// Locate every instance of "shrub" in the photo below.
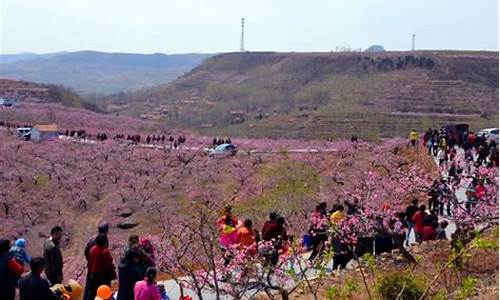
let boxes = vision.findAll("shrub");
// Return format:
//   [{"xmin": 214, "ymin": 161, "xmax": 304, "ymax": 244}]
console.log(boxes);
[{"xmin": 376, "ymin": 272, "xmax": 426, "ymax": 300}]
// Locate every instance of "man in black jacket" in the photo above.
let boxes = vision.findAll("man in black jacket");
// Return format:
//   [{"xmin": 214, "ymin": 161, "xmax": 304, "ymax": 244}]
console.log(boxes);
[
  {"xmin": 43, "ymin": 226, "xmax": 64, "ymax": 285},
  {"xmin": 19, "ymin": 257, "xmax": 57, "ymax": 300},
  {"xmin": 117, "ymin": 250, "xmax": 144, "ymax": 300},
  {"xmin": 404, "ymin": 199, "xmax": 419, "ymax": 246}
]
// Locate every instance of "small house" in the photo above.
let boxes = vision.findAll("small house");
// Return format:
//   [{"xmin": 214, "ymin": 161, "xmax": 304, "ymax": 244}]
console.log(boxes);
[{"xmin": 31, "ymin": 124, "xmax": 59, "ymax": 142}]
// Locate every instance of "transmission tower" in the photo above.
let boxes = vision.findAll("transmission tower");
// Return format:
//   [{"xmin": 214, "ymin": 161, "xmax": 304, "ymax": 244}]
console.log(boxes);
[
  {"xmin": 412, "ymin": 34, "xmax": 416, "ymax": 51},
  {"xmin": 240, "ymin": 18, "xmax": 245, "ymax": 52}
]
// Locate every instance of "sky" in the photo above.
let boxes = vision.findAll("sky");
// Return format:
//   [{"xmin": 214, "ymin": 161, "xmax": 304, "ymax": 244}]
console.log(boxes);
[{"xmin": 1, "ymin": 0, "xmax": 498, "ymax": 54}]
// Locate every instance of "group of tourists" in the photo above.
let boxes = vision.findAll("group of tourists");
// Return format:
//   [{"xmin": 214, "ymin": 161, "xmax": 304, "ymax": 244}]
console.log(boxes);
[
  {"xmin": 62, "ymin": 128, "xmax": 188, "ymax": 149},
  {"xmin": 0, "ymin": 223, "xmax": 168, "ymax": 300},
  {"xmin": 410, "ymin": 127, "xmax": 499, "ymax": 168}
]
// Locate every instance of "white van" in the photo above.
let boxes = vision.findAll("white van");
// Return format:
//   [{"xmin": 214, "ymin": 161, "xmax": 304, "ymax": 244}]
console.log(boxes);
[{"xmin": 477, "ymin": 128, "xmax": 499, "ymax": 144}]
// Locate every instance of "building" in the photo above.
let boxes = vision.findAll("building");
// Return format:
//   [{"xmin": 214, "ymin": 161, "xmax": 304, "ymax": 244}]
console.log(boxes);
[{"xmin": 31, "ymin": 124, "xmax": 59, "ymax": 142}]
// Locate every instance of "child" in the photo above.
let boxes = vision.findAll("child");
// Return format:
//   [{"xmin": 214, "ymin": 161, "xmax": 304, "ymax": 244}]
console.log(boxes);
[{"xmin": 9, "ymin": 238, "xmax": 31, "ymax": 265}]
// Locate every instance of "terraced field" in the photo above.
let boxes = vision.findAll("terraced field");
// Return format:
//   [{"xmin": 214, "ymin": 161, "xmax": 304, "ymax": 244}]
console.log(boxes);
[{"xmin": 104, "ymin": 51, "xmax": 499, "ymax": 140}]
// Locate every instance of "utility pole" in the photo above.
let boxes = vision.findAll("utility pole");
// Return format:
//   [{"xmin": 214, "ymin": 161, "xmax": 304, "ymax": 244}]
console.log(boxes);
[
  {"xmin": 240, "ymin": 18, "xmax": 245, "ymax": 52},
  {"xmin": 412, "ymin": 33, "xmax": 416, "ymax": 51}
]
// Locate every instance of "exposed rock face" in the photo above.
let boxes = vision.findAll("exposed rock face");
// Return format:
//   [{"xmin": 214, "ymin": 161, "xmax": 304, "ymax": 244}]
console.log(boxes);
[
  {"xmin": 116, "ymin": 207, "xmax": 134, "ymax": 218},
  {"xmin": 117, "ymin": 219, "xmax": 139, "ymax": 229}
]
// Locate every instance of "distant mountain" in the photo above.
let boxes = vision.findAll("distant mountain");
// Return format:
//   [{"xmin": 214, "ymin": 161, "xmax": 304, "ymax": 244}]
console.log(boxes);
[
  {"xmin": 0, "ymin": 52, "xmax": 68, "ymax": 64},
  {"xmin": 0, "ymin": 51, "xmax": 212, "ymax": 94},
  {"xmin": 104, "ymin": 51, "xmax": 498, "ymax": 140}
]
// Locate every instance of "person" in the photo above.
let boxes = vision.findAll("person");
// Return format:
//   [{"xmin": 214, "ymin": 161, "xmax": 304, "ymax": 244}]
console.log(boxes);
[
  {"xmin": 18, "ymin": 257, "xmax": 58, "ymax": 300},
  {"xmin": 9, "ymin": 238, "xmax": 32, "ymax": 265},
  {"xmin": 83, "ymin": 223, "xmax": 110, "ymax": 299},
  {"xmin": 330, "ymin": 204, "xmax": 345, "ymax": 225},
  {"xmin": 134, "ymin": 267, "xmax": 162, "ymax": 300},
  {"xmin": 117, "ymin": 250, "xmax": 144, "ymax": 300},
  {"xmin": 0, "ymin": 239, "xmax": 17, "ymax": 300},
  {"xmin": 437, "ymin": 148, "xmax": 447, "ymax": 166},
  {"xmin": 436, "ymin": 221, "xmax": 448, "ymax": 240},
  {"xmin": 123, "ymin": 235, "xmax": 140, "ymax": 258},
  {"xmin": 262, "ymin": 216, "xmax": 288, "ymax": 267},
  {"xmin": 421, "ymin": 222, "xmax": 438, "ymax": 242},
  {"xmin": 344, "ymin": 199, "xmax": 359, "ymax": 215},
  {"xmin": 83, "ymin": 234, "xmax": 116, "ymax": 300},
  {"xmin": 217, "ymin": 206, "xmax": 238, "ymax": 232},
  {"xmin": 261, "ymin": 212, "xmax": 278, "ymax": 241},
  {"xmin": 138, "ymin": 238, "xmax": 155, "ymax": 268},
  {"xmin": 44, "ymin": 225, "xmax": 64, "ymax": 285},
  {"xmin": 412, "ymin": 205, "xmax": 427, "ymax": 243},
  {"xmin": 50, "ymin": 279, "xmax": 83, "ymax": 300},
  {"xmin": 475, "ymin": 180, "xmax": 487, "ymax": 202},
  {"xmin": 408, "ymin": 129, "xmax": 418, "ymax": 147},
  {"xmin": 308, "ymin": 203, "xmax": 328, "ymax": 262},
  {"xmin": 84, "ymin": 223, "xmax": 110, "ymax": 261},
  {"xmin": 439, "ymin": 136, "xmax": 448, "ymax": 151},
  {"xmin": 404, "ymin": 199, "xmax": 419, "ymax": 246},
  {"xmin": 237, "ymin": 219, "xmax": 257, "ymax": 256},
  {"xmin": 219, "ymin": 217, "xmax": 239, "ymax": 250},
  {"xmin": 465, "ymin": 179, "xmax": 477, "ymax": 210}
]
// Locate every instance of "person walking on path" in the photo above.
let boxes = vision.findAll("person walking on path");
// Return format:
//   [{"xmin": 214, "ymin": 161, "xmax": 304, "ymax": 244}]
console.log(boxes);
[
  {"xmin": 43, "ymin": 225, "xmax": 64, "ymax": 285},
  {"xmin": 18, "ymin": 257, "xmax": 58, "ymax": 300},
  {"xmin": 408, "ymin": 129, "xmax": 418, "ymax": 147},
  {"xmin": 134, "ymin": 267, "xmax": 162, "ymax": 300},
  {"xmin": 9, "ymin": 238, "xmax": 32, "ymax": 265}
]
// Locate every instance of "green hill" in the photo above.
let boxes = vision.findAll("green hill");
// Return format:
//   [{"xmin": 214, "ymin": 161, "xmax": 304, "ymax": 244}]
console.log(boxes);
[
  {"xmin": 104, "ymin": 51, "xmax": 499, "ymax": 140},
  {"xmin": 0, "ymin": 79, "xmax": 100, "ymax": 111}
]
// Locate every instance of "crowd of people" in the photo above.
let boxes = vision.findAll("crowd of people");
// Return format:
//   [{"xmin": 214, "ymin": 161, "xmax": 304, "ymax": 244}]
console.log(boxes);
[
  {"xmin": 0, "ymin": 223, "xmax": 169, "ymax": 300},
  {"xmin": 409, "ymin": 127, "xmax": 499, "ymax": 168},
  {"xmin": 61, "ymin": 129, "xmax": 187, "ymax": 149}
]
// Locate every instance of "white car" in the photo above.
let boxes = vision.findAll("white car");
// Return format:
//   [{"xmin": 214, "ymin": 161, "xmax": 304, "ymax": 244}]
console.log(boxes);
[
  {"xmin": 476, "ymin": 128, "xmax": 499, "ymax": 144},
  {"xmin": 207, "ymin": 143, "xmax": 238, "ymax": 158}
]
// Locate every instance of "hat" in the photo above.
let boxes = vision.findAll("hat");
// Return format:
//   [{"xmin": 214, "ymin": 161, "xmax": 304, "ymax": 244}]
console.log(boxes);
[
  {"xmin": 98, "ymin": 223, "xmax": 109, "ymax": 234},
  {"xmin": 96, "ymin": 285, "xmax": 112, "ymax": 300},
  {"xmin": 67, "ymin": 279, "xmax": 83, "ymax": 300},
  {"xmin": 15, "ymin": 238, "xmax": 26, "ymax": 247}
]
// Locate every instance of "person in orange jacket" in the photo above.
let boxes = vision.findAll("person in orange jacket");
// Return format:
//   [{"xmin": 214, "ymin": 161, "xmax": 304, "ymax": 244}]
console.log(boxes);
[{"xmin": 237, "ymin": 219, "xmax": 257, "ymax": 256}]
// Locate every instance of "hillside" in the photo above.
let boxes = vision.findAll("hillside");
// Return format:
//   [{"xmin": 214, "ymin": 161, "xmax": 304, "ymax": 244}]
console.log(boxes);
[
  {"xmin": 0, "ymin": 51, "xmax": 212, "ymax": 94},
  {"xmin": 0, "ymin": 79, "xmax": 99, "ymax": 111},
  {"xmin": 105, "ymin": 51, "xmax": 499, "ymax": 140}
]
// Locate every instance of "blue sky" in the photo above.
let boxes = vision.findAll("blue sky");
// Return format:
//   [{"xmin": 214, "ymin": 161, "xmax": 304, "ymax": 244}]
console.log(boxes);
[{"xmin": 1, "ymin": 0, "xmax": 498, "ymax": 54}]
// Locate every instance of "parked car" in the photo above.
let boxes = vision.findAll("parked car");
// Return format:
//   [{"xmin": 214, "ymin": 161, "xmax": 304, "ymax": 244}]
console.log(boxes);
[
  {"xmin": 16, "ymin": 127, "xmax": 31, "ymax": 137},
  {"xmin": 476, "ymin": 128, "xmax": 499, "ymax": 144},
  {"xmin": 207, "ymin": 143, "xmax": 238, "ymax": 157}
]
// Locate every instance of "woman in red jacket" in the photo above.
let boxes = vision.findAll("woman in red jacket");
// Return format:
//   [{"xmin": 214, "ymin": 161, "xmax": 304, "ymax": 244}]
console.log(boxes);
[
  {"xmin": 82, "ymin": 235, "xmax": 116, "ymax": 300},
  {"xmin": 412, "ymin": 205, "xmax": 428, "ymax": 243}
]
